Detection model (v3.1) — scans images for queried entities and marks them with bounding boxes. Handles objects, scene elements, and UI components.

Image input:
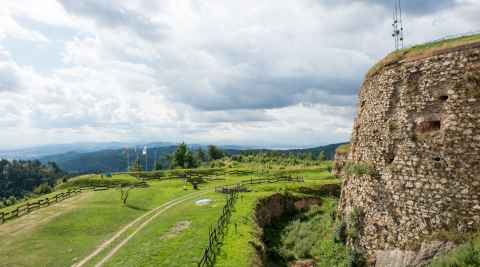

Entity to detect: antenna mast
[392,0,405,50]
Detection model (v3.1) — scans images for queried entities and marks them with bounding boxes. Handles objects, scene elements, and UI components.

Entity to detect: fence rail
[0,181,148,225]
[198,189,239,267]
[199,175,303,266]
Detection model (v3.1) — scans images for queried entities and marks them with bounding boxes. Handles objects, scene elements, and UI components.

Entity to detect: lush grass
[215,169,343,267]
[100,192,226,267]
[0,179,193,267]
[428,234,480,267]
[367,33,480,77]
[276,198,348,267]
[0,164,340,267]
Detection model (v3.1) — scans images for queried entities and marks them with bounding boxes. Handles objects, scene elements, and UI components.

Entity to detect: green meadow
[0,162,346,267]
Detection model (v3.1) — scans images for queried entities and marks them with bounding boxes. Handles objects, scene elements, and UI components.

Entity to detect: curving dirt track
[72,190,209,267]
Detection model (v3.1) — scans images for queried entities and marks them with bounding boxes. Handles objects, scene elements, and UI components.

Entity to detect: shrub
[336,144,351,155]
[57,178,142,190]
[334,221,347,244]
[5,196,17,206]
[344,162,373,176]
[347,248,367,267]
[348,208,365,243]
[33,183,53,195]
[428,234,480,267]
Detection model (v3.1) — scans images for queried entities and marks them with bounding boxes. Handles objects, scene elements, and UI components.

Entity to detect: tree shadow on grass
[125,204,149,211]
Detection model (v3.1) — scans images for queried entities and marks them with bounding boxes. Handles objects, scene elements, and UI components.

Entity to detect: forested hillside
[38,143,346,173]
[0,160,65,199]
[40,146,178,173]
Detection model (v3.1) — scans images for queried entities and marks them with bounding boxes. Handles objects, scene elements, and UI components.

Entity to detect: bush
[428,235,480,267]
[334,221,347,244]
[5,196,17,206]
[344,162,373,176]
[33,183,53,195]
[57,178,142,190]
[348,208,365,243]
[347,248,367,267]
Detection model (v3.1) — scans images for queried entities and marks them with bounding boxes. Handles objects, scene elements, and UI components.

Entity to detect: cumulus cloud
[0,0,479,148]
[58,0,169,41]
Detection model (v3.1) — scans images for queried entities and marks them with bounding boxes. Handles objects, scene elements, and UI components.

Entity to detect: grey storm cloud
[58,0,168,41]
[319,0,457,15]
[159,54,368,111]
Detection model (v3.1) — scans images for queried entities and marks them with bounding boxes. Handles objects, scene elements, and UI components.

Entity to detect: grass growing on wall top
[367,33,480,77]
[335,144,351,155]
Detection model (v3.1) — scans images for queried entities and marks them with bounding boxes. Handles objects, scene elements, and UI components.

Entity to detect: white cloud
[0,0,479,148]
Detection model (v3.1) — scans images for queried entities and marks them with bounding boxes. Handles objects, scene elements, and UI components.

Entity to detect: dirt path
[73,190,209,267]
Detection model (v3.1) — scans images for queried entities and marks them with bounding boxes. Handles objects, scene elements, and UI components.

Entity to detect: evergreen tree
[172,143,188,168]
[196,147,207,162]
[207,145,224,161]
[318,151,326,162]
[184,150,197,169]
[154,160,163,170]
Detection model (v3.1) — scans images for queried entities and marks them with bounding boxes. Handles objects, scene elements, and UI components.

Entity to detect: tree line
[0,159,66,208]
[128,144,225,171]
[128,143,328,171]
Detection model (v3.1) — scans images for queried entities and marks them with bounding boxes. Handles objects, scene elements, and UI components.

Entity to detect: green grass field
[0,163,341,267]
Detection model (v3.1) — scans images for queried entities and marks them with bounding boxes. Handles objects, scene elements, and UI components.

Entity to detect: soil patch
[159,221,192,241]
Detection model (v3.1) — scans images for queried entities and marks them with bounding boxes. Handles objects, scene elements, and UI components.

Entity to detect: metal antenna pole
[392,0,402,50]
[399,0,404,48]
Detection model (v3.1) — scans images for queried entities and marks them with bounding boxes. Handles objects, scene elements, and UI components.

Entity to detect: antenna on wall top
[392,0,405,50]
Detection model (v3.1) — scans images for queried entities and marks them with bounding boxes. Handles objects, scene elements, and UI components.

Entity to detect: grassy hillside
[0,163,341,267]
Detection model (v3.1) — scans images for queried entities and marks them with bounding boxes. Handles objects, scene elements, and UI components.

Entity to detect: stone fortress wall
[338,41,480,263]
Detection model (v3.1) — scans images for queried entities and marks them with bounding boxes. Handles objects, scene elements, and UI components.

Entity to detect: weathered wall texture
[339,42,480,262]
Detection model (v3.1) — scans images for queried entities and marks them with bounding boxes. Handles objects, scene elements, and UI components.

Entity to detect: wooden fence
[199,175,303,266]
[214,175,304,193]
[0,181,148,225]
[198,188,239,267]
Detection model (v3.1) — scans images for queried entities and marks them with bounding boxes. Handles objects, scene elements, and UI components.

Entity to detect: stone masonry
[338,41,480,263]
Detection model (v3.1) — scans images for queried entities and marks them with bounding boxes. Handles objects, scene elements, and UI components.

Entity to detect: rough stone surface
[374,241,455,267]
[338,42,480,262]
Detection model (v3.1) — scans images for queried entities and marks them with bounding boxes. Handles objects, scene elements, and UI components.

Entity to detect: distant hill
[38,142,347,173]
[0,142,175,160]
[40,146,178,173]
[230,142,347,160]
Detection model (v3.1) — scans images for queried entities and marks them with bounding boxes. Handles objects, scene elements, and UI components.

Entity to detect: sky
[0,0,479,149]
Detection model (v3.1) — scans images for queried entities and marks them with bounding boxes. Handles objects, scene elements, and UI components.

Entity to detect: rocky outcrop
[338,41,480,265]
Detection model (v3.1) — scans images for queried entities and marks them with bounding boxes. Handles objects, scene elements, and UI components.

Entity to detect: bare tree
[118,185,134,205]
